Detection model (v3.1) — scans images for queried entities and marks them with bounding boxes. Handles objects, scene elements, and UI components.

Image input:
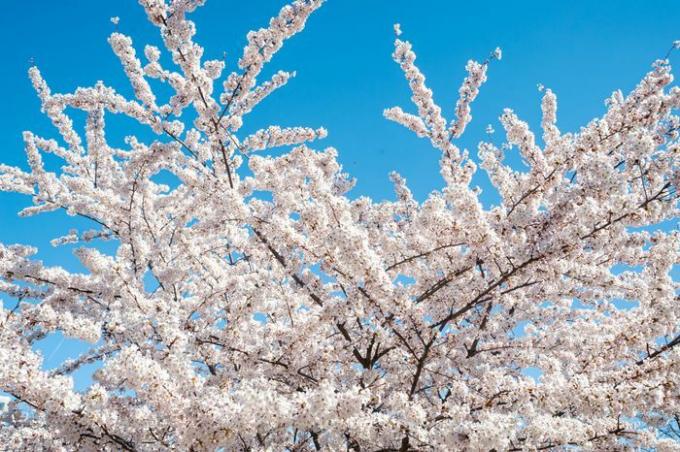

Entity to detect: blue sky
[0,0,678,386]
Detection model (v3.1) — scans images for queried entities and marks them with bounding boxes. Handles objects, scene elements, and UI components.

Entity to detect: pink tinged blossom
[449,59,488,138]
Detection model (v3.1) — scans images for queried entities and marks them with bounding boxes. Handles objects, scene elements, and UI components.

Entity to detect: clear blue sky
[0,0,678,386]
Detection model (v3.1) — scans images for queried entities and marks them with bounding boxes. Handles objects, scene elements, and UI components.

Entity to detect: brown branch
[637,333,680,365]
[431,254,542,331]
[159,16,235,188]
[414,264,473,304]
[409,335,436,399]
[253,228,323,307]
[385,242,465,272]
[506,167,558,217]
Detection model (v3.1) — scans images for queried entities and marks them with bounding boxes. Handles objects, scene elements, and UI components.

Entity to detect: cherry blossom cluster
[0,0,679,450]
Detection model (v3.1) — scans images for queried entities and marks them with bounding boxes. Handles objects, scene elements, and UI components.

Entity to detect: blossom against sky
[1,1,680,448]
[0,0,678,385]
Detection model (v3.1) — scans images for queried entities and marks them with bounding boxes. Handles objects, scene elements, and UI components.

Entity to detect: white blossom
[0,2,679,451]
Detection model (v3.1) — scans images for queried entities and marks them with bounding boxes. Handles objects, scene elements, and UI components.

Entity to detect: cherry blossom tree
[1,1,679,450]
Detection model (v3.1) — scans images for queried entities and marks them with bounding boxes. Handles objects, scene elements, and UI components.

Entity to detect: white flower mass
[0,0,679,450]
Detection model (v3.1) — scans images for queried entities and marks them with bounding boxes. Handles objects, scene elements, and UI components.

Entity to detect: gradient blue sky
[0,0,678,386]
